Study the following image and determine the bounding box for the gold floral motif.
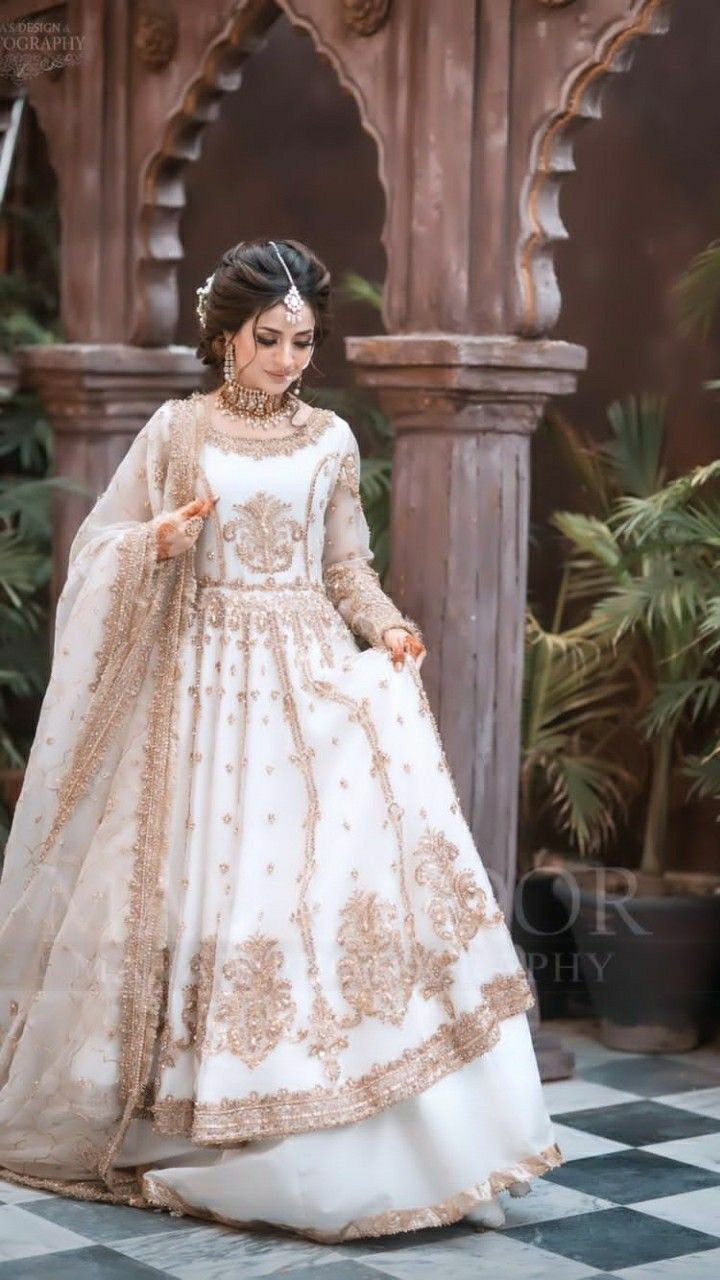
[414,942,457,1018]
[414,828,503,949]
[336,448,361,495]
[337,890,414,1025]
[210,933,296,1068]
[222,491,304,574]
[173,936,216,1053]
[305,991,350,1082]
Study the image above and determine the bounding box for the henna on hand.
[155,494,219,561]
[383,626,427,671]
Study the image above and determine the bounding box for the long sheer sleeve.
[322,422,423,649]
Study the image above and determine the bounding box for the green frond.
[602,394,667,498]
[644,677,720,737]
[336,271,384,314]
[673,239,720,338]
[542,409,614,514]
[551,511,623,573]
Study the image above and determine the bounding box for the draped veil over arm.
[0,397,202,1200]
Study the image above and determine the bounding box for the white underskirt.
[115,1012,562,1241]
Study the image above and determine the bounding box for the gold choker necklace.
[218,380,294,430]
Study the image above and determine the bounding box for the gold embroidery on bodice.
[221,491,304,574]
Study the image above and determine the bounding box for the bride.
[0,237,563,1241]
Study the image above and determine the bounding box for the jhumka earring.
[223,337,237,385]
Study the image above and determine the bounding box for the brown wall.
[553,0,720,472]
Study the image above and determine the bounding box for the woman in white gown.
[0,238,563,1241]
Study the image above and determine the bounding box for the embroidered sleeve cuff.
[323,559,423,650]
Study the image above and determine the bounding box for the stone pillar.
[16,343,206,610]
[347,334,585,1081]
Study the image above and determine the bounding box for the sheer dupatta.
[0,393,206,1202]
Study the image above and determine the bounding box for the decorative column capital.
[15,343,205,437]
[345,333,587,433]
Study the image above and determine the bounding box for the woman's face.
[225,299,315,395]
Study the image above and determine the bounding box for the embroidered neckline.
[192,391,335,458]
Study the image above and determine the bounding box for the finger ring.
[184,515,204,538]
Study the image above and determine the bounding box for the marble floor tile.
[114,1223,347,1279]
[655,1087,720,1120]
[0,1244,168,1278]
[543,1079,639,1116]
[632,1185,720,1237]
[0,1181,52,1206]
[496,1180,614,1228]
[550,1121,630,1162]
[544,1020,643,1069]
[272,1264,394,1280]
[352,1230,600,1279]
[644,1132,720,1173]
[581,1056,720,1098]
[504,1205,720,1272]
[17,1197,199,1244]
[614,1244,720,1278]
[553,1100,720,1146]
[0,1205,91,1263]
[545,1148,720,1204]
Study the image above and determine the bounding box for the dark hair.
[195,238,332,372]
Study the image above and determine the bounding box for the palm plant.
[538,395,720,877]
[520,582,639,871]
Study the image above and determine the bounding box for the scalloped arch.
[515,0,672,338]
[132,0,386,346]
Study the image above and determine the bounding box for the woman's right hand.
[155,495,219,561]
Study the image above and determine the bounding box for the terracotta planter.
[553,868,720,1052]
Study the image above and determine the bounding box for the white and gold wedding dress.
[0,391,562,1241]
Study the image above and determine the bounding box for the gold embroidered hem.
[296,1142,566,1243]
[147,967,533,1144]
[137,1137,565,1243]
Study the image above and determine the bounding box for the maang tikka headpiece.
[268,240,305,325]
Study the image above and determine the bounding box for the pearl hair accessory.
[196,272,214,326]
[268,240,305,324]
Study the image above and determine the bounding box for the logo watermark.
[0,20,85,81]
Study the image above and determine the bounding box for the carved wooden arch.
[132,0,387,346]
[516,0,672,338]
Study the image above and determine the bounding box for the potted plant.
[543,394,720,1050]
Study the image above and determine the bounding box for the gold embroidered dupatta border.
[97,395,206,1193]
[0,394,206,1207]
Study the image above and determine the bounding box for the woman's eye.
[256,337,313,348]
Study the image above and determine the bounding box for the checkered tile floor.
[2,1018,720,1277]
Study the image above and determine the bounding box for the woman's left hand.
[382,627,427,671]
